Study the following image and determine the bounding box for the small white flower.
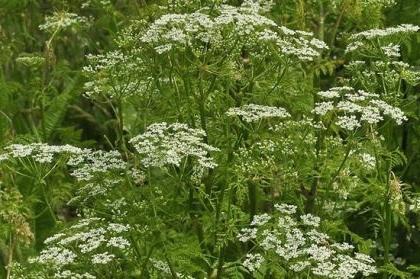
[251,213,271,226]
[359,153,376,169]
[313,101,334,116]
[381,43,401,58]
[345,24,419,53]
[108,223,130,233]
[91,252,115,264]
[154,44,172,54]
[39,11,88,32]
[243,253,264,272]
[290,261,311,272]
[106,236,130,249]
[34,247,77,266]
[129,122,219,169]
[274,203,297,214]
[336,115,361,131]
[300,214,320,227]
[332,242,354,251]
[238,228,258,242]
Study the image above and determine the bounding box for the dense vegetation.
[1,0,420,278]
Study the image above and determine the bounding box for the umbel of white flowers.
[39,11,88,33]
[82,50,145,99]
[150,258,194,279]
[0,143,127,181]
[82,1,328,100]
[226,104,290,123]
[313,86,407,131]
[237,203,377,278]
[139,2,328,60]
[360,0,396,7]
[345,24,420,53]
[129,122,220,169]
[28,218,131,278]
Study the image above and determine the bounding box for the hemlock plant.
[0,0,420,278]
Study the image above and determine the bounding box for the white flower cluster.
[54,270,96,279]
[346,60,420,91]
[0,143,86,163]
[39,11,88,33]
[381,43,400,58]
[226,104,290,123]
[345,24,419,53]
[150,258,194,279]
[15,55,45,68]
[215,4,278,35]
[233,140,280,178]
[237,204,377,278]
[360,0,396,7]
[140,3,327,61]
[81,0,112,9]
[359,153,376,169]
[129,122,219,168]
[313,86,407,131]
[329,0,394,10]
[271,27,328,61]
[69,178,123,205]
[91,252,115,264]
[30,218,130,277]
[251,213,271,226]
[0,144,127,181]
[68,150,127,181]
[83,50,147,99]
[349,24,419,41]
[140,12,215,51]
[243,253,264,272]
[408,197,420,212]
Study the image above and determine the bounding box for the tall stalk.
[39,26,60,140]
[5,234,15,279]
[305,127,323,213]
[382,161,392,266]
[305,70,323,213]
[116,98,129,158]
[248,181,257,221]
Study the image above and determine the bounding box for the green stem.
[187,181,206,253]
[40,181,57,223]
[329,2,345,47]
[305,119,324,213]
[248,181,257,222]
[318,0,325,42]
[39,27,60,139]
[5,233,15,279]
[117,98,129,157]
[383,161,392,265]
[326,142,352,189]
[215,246,225,279]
